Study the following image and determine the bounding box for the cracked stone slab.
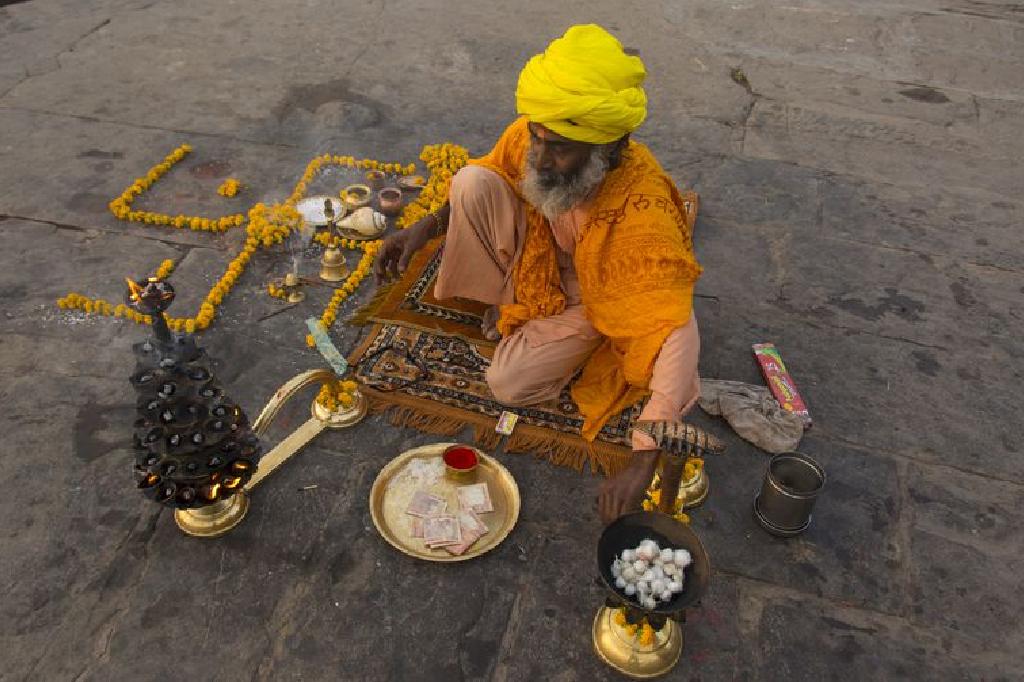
[820,175,1024,273]
[744,98,1023,197]
[694,220,781,306]
[906,462,1024,559]
[696,156,822,230]
[0,372,151,678]
[738,56,982,129]
[775,231,1024,349]
[0,218,179,333]
[0,108,309,247]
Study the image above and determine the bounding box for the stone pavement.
[1,0,1021,680]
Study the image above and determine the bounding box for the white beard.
[521,147,610,222]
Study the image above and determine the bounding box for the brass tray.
[369,443,520,562]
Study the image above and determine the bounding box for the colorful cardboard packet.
[753,343,812,428]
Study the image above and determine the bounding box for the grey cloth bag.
[698,379,805,454]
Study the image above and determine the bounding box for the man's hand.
[597,450,659,525]
[374,217,434,284]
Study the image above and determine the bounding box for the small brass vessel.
[592,606,683,678]
[377,187,403,217]
[341,184,372,210]
[282,272,305,303]
[319,247,349,282]
[679,462,709,510]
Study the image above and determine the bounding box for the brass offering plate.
[369,443,520,562]
[296,195,346,226]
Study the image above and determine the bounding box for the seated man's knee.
[450,165,507,203]
[486,358,533,406]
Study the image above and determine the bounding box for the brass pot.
[377,187,403,217]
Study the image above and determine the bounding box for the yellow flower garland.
[315,378,360,411]
[267,282,288,300]
[107,144,246,232]
[217,178,241,197]
[612,609,658,646]
[640,458,701,524]
[313,233,363,250]
[153,258,176,280]
[396,143,469,229]
[63,144,453,341]
[304,239,381,347]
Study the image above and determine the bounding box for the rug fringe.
[348,281,396,326]
[473,424,502,451]
[505,423,631,477]
[386,405,466,437]
[361,386,632,477]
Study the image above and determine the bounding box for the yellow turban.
[516,24,647,144]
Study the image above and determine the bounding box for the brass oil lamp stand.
[125,276,367,539]
[593,506,710,679]
[318,198,349,282]
[173,368,369,537]
[593,422,722,678]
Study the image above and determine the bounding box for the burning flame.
[125,277,143,303]
[202,483,221,501]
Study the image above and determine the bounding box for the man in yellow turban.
[376,24,703,523]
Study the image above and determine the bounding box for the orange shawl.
[471,117,702,440]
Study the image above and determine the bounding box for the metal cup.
[754,451,825,537]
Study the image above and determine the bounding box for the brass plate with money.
[369,443,521,562]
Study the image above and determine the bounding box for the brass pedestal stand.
[592,606,683,679]
[175,492,250,538]
[174,369,367,538]
[593,447,712,679]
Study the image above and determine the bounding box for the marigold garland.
[640,458,702,524]
[153,259,176,280]
[64,144,453,341]
[612,609,658,646]
[315,378,360,411]
[217,178,241,197]
[313,233,362,250]
[108,144,246,232]
[304,239,381,347]
[267,282,288,300]
[396,143,469,229]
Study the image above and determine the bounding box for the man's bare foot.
[481,305,501,341]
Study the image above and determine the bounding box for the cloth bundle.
[698,380,805,454]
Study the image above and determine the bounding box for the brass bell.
[319,247,349,282]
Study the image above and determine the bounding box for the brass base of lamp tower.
[174,492,250,538]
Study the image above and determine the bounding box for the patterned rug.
[348,238,636,476]
[351,237,495,352]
